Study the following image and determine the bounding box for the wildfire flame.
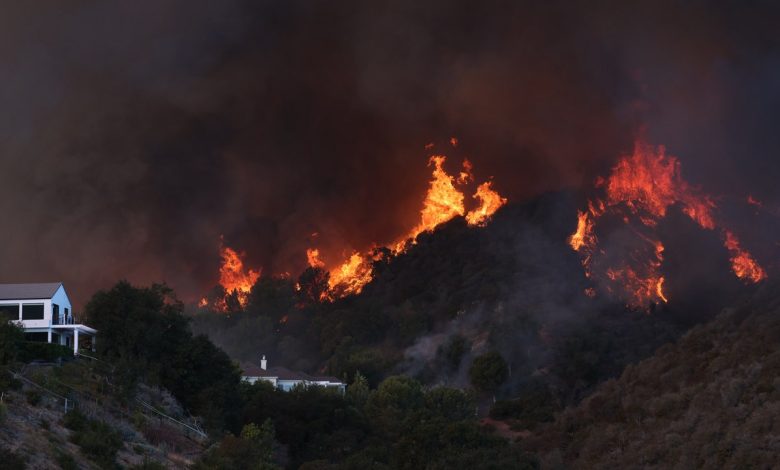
[570,141,766,306]
[465,181,508,226]
[310,152,507,300]
[401,156,466,250]
[306,248,325,269]
[203,243,261,311]
[723,230,767,283]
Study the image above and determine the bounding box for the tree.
[365,376,424,438]
[83,281,242,432]
[346,371,370,409]
[296,267,329,305]
[469,351,509,394]
[196,420,279,470]
[0,315,23,365]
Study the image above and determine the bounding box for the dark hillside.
[523,284,780,469]
[191,191,727,409]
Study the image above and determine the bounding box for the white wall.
[51,285,73,323]
[10,284,73,329]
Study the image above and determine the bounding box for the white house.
[0,282,96,355]
[241,355,346,393]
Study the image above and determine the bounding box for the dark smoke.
[0,0,778,306]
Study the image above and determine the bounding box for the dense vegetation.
[523,285,780,468]
[78,281,538,468]
[84,282,243,432]
[193,199,683,412]
[2,196,766,468]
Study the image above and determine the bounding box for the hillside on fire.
[3,0,780,469]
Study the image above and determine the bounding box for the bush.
[469,352,509,393]
[130,460,167,470]
[26,390,41,406]
[0,447,27,469]
[71,420,123,468]
[55,451,78,470]
[63,409,88,431]
[17,342,73,363]
[64,409,123,468]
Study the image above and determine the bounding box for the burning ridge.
[203,150,507,310]
[569,140,766,307]
[309,154,506,300]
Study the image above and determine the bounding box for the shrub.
[17,342,73,363]
[0,447,27,469]
[71,420,123,468]
[63,409,88,431]
[469,352,509,393]
[64,409,123,468]
[55,451,78,470]
[26,390,41,406]
[130,460,167,470]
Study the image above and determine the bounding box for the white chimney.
[261,355,267,370]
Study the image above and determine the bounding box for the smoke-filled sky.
[1,0,778,306]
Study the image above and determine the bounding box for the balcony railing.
[52,314,75,326]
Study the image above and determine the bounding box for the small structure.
[0,282,96,355]
[241,355,345,393]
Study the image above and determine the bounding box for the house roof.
[0,282,63,300]
[240,362,343,384]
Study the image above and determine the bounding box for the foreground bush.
[63,409,123,468]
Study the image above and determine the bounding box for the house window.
[65,307,70,324]
[53,304,60,325]
[22,304,44,320]
[0,304,18,320]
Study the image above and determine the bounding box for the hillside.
[192,193,726,408]
[0,358,205,469]
[522,284,780,469]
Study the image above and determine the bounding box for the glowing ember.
[747,195,762,207]
[218,244,261,308]
[465,181,508,226]
[723,231,767,283]
[458,159,474,185]
[570,141,766,306]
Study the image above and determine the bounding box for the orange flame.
[570,141,766,306]
[404,156,466,246]
[465,181,508,226]
[218,244,260,308]
[306,248,325,268]
[604,142,716,229]
[723,231,767,283]
[311,153,507,301]
[569,211,595,252]
[326,252,374,297]
[458,159,474,185]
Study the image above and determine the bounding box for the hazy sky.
[0,0,777,306]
